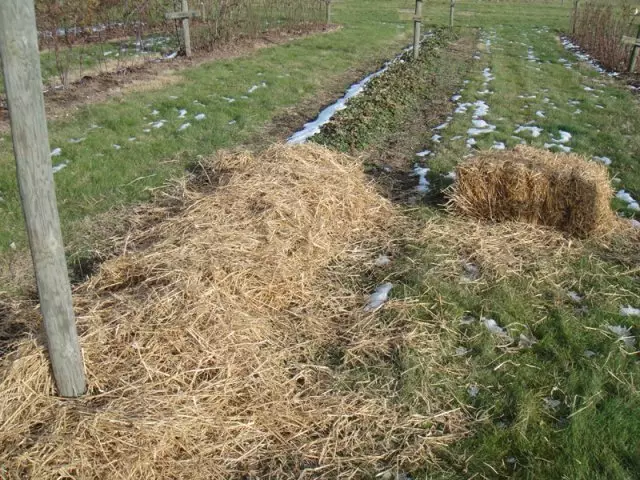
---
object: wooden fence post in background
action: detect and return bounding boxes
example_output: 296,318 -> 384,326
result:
0,0 -> 86,397
166,0 -> 200,57
450,0 -> 455,29
627,25 -> 640,73
182,0 -> 192,57
413,0 -> 423,60
200,1 -> 205,20
326,1 -> 332,25
572,0 -> 579,35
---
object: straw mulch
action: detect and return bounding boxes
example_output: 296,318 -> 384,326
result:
449,145 -> 615,237
0,144 -> 467,479
421,216 -> 582,282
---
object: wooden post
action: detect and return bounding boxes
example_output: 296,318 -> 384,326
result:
0,0 -> 86,397
326,0 -> 332,25
200,1 -> 205,20
572,0 -> 579,35
450,0 -> 455,29
182,0 -> 192,57
628,25 -> 640,73
413,0 -> 423,60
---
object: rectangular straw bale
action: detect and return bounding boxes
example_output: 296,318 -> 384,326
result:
449,145 -> 615,237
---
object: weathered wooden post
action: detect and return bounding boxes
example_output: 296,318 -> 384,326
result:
326,0 -> 332,25
450,0 -> 455,29
626,25 -> 640,73
572,0 -> 579,35
165,0 -> 200,57
413,0 -> 423,60
0,0 -> 86,397
200,1 -> 205,20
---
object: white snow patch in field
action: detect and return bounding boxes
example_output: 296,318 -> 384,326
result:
482,318 -> 510,339
50,148 -> 62,157
151,110 -> 159,116
606,324 -> 636,348
451,94 -> 462,102
178,122 -> 191,131
128,137 -> 136,142
151,120 -> 167,129
432,134 -> 442,143
595,104 -> 604,109
583,86 -> 595,92
468,125 -> 496,136
222,97 -> 235,103
195,113 -> 206,121
169,95 -> 179,99
68,137 -> 85,143
434,121 -> 450,130
574,109 -> 582,114
466,138 -> 477,148
544,143 -> 571,153
165,51 -> 178,59
455,103 -> 472,113
492,142 -> 506,150
228,120 -> 237,125
412,165 -> 430,192
472,100 -> 489,118
535,110 -> 545,118
364,282 -> 393,312
552,131 -> 572,143
451,135 -> 463,141
178,109 -> 187,118
416,150 -> 432,157
568,291 -> 584,303
518,94 -> 536,99
593,155 -> 611,165
620,306 -> 640,316
374,255 -> 391,267
52,162 -> 68,173
616,190 -> 640,210
515,125 -> 542,137
112,144 -> 121,150
143,128 -> 151,133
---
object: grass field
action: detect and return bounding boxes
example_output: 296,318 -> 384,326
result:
1,0 -> 639,478
313,2 -> 640,478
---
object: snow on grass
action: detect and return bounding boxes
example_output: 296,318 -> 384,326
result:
416,150 -> 432,157
178,109 -> 187,118
616,190 -> 640,210
492,142 -> 506,150
364,282 -> 393,312
52,162 -> 68,173
551,130 -> 572,143
536,110 -> 545,118
412,165 -> 430,192
515,125 -> 543,137
544,143 -> 571,153
50,148 -> 62,157
194,113 -> 206,121
68,137 -> 86,144
178,123 -> 191,131
620,306 -> 640,316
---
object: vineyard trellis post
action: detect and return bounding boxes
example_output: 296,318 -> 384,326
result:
0,0 -> 86,397
450,0 -> 455,29
413,0 -> 423,60
165,0 -> 200,57
625,25 -> 640,73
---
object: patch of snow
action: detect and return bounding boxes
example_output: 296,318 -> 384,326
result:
68,137 -> 85,144
432,134 -> 442,143
412,165 -> 430,192
151,110 -> 159,116
455,346 -> 469,356
451,94 -> 462,102
178,122 -> 191,131
112,144 -> 121,150
593,156 -> 611,166
616,190 -> 640,211
544,143 -> 571,153
543,397 -> 561,409
228,120 -> 237,125
584,350 -> 597,358
606,324 -> 636,348
535,110 -> 545,118
482,317 -> 511,339
519,333 -> 537,348
460,314 -> 475,325
165,51 -> 178,59
52,162 -> 68,173
552,131 -> 572,144
195,113 -> 206,121
178,109 -> 187,118
468,385 -> 480,397
364,282 -> 393,312
128,137 -> 136,142
515,125 -> 543,137
568,291 -> 583,303
466,138 -> 477,148
416,150 -> 432,157
222,97 -> 235,103
374,255 -> 391,267
492,142 -> 506,150
169,95 -> 179,100
620,306 -> 640,317
50,148 -> 62,157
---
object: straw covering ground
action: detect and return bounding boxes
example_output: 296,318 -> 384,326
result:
449,146 -> 615,237
0,144 -> 467,479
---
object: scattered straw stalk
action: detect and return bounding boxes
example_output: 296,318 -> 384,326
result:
449,145 -> 615,237
0,144 -> 466,479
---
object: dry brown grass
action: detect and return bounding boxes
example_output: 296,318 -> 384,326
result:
449,146 -> 615,237
0,144 -> 467,479
421,216 -> 582,282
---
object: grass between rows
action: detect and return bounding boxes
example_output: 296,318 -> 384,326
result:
0,0 -> 414,268
314,4 -> 640,478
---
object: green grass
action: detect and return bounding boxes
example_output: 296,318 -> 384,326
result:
312,2 -> 640,477
0,0 -> 413,257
